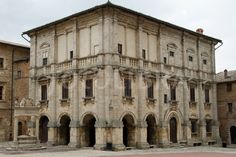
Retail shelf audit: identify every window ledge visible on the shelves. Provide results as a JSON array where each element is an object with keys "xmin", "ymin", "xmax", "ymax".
[
  {"xmin": 83, "ymin": 97, "xmax": 95, "ymax": 105},
  {"xmin": 122, "ymin": 96, "xmax": 134, "ymax": 104},
  {"xmin": 146, "ymin": 98, "xmax": 157, "ymax": 104},
  {"xmin": 60, "ymin": 99, "xmax": 70, "ymax": 103}
]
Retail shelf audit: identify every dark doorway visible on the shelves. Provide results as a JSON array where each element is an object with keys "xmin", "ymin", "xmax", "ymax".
[
  {"xmin": 83, "ymin": 114, "xmax": 96, "ymax": 147},
  {"xmin": 170, "ymin": 117, "xmax": 177, "ymax": 143},
  {"xmin": 122, "ymin": 114, "xmax": 135, "ymax": 147},
  {"xmin": 146, "ymin": 115, "xmax": 157, "ymax": 145},
  {"xmin": 18, "ymin": 122, "xmax": 23, "ymax": 136},
  {"xmin": 59, "ymin": 115, "xmax": 71, "ymax": 145},
  {"xmin": 230, "ymin": 126, "xmax": 236, "ymax": 144},
  {"xmin": 39, "ymin": 116, "xmax": 49, "ymax": 143}
]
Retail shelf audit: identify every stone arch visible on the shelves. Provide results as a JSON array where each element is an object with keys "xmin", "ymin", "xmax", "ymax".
[
  {"xmin": 145, "ymin": 114, "xmax": 157, "ymax": 145},
  {"xmin": 119, "ymin": 111, "xmax": 137, "ymax": 125},
  {"xmin": 143, "ymin": 112, "xmax": 158, "ymax": 123},
  {"xmin": 58, "ymin": 114, "xmax": 71, "ymax": 145},
  {"xmin": 121, "ymin": 113, "xmax": 136, "ymax": 147},
  {"xmin": 230, "ymin": 125, "xmax": 236, "ymax": 144},
  {"xmin": 81, "ymin": 113, "xmax": 97, "ymax": 147},
  {"xmin": 80, "ymin": 112, "xmax": 98, "ymax": 125},
  {"xmin": 57, "ymin": 112, "xmax": 72, "ymax": 123},
  {"xmin": 39, "ymin": 115, "xmax": 49, "ymax": 143}
]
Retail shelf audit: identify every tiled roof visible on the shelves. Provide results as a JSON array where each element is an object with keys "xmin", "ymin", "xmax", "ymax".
[
  {"xmin": 0, "ymin": 40, "xmax": 29, "ymax": 49},
  {"xmin": 216, "ymin": 70, "xmax": 236, "ymax": 83}
]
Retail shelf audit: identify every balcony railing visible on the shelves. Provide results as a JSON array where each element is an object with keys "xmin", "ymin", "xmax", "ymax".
[
  {"xmin": 79, "ymin": 56, "xmax": 97, "ymax": 68},
  {"xmin": 120, "ymin": 56, "xmax": 138, "ymax": 68},
  {"xmin": 56, "ymin": 60, "xmax": 72, "ymax": 73}
]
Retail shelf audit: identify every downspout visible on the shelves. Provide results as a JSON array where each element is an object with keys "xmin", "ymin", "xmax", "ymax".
[
  {"xmin": 10, "ymin": 48, "xmax": 15, "ymax": 141},
  {"xmin": 215, "ymin": 41, "xmax": 223, "ymax": 50},
  {"xmin": 21, "ymin": 33, "xmax": 30, "ymax": 43}
]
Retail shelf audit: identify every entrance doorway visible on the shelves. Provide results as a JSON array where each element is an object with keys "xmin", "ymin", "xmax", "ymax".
[
  {"xmin": 122, "ymin": 114, "xmax": 135, "ymax": 147},
  {"xmin": 59, "ymin": 115, "xmax": 71, "ymax": 145},
  {"xmin": 83, "ymin": 114, "xmax": 96, "ymax": 147},
  {"xmin": 18, "ymin": 122, "xmax": 23, "ymax": 136},
  {"xmin": 39, "ymin": 116, "xmax": 49, "ymax": 143},
  {"xmin": 170, "ymin": 117, "xmax": 177, "ymax": 143},
  {"xmin": 230, "ymin": 126, "xmax": 236, "ymax": 144},
  {"xmin": 146, "ymin": 114, "xmax": 157, "ymax": 145}
]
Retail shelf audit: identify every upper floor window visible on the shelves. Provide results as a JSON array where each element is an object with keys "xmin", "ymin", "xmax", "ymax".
[
  {"xmin": 191, "ymin": 119, "xmax": 197, "ymax": 134},
  {"xmin": 189, "ymin": 56, "xmax": 193, "ymax": 62},
  {"xmin": 0, "ymin": 58, "xmax": 3, "ymax": 68},
  {"xmin": 190, "ymin": 87, "xmax": 195, "ymax": 102},
  {"xmin": 62, "ymin": 82, "xmax": 69, "ymax": 99},
  {"xmin": 147, "ymin": 81, "xmax": 154, "ymax": 99},
  {"xmin": 85, "ymin": 79, "xmax": 93, "ymax": 97},
  {"xmin": 124, "ymin": 78, "xmax": 131, "ymax": 97},
  {"xmin": 164, "ymin": 94, "xmax": 168, "ymax": 103},
  {"xmin": 169, "ymin": 51, "xmax": 175, "ymax": 57},
  {"xmin": 42, "ymin": 51, "xmax": 48, "ymax": 66},
  {"xmin": 142, "ymin": 49, "xmax": 146, "ymax": 59},
  {"xmin": 17, "ymin": 70, "xmax": 22, "ymax": 78},
  {"xmin": 227, "ymin": 83, "xmax": 232, "ymax": 92},
  {"xmin": 228, "ymin": 103, "xmax": 233, "ymax": 113},
  {"xmin": 206, "ymin": 120, "xmax": 212, "ymax": 133},
  {"xmin": 118, "ymin": 44, "xmax": 122, "ymax": 55},
  {"xmin": 205, "ymin": 88, "xmax": 210, "ymax": 103},
  {"xmin": 163, "ymin": 57, "xmax": 167, "ymax": 64},
  {"xmin": 69, "ymin": 51, "xmax": 73, "ymax": 60},
  {"xmin": 41, "ymin": 85, "xmax": 47, "ymax": 101},
  {"xmin": 0, "ymin": 86, "xmax": 3, "ymax": 100},
  {"xmin": 203, "ymin": 59, "xmax": 207, "ymax": 65},
  {"xmin": 170, "ymin": 85, "xmax": 176, "ymax": 101}
]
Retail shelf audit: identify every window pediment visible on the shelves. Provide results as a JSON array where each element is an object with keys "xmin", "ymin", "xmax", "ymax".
[
  {"xmin": 167, "ymin": 43, "xmax": 177, "ymax": 51},
  {"xmin": 37, "ymin": 76, "xmax": 51, "ymax": 84},
  {"xmin": 40, "ymin": 42, "xmax": 50, "ymax": 49}
]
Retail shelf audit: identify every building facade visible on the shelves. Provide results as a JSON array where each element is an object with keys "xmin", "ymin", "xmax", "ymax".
[
  {"xmin": 0, "ymin": 40, "xmax": 29, "ymax": 141},
  {"xmin": 217, "ymin": 70, "xmax": 236, "ymax": 145},
  {"xmin": 20, "ymin": 2, "xmax": 221, "ymax": 150}
]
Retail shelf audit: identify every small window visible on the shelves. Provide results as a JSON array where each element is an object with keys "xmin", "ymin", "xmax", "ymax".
[
  {"xmin": 163, "ymin": 57, "xmax": 167, "ymax": 64},
  {"xmin": 0, "ymin": 58, "xmax": 3, "ymax": 68},
  {"xmin": 189, "ymin": 56, "xmax": 193, "ymax": 62},
  {"xmin": 206, "ymin": 120, "xmax": 212, "ymax": 133},
  {"xmin": 147, "ymin": 81, "xmax": 154, "ymax": 99},
  {"xmin": 191, "ymin": 120, "xmax": 197, "ymax": 133},
  {"xmin": 227, "ymin": 83, "xmax": 232, "ymax": 92},
  {"xmin": 142, "ymin": 49, "xmax": 146, "ymax": 59},
  {"xmin": 70, "ymin": 51, "xmax": 73, "ymax": 59},
  {"xmin": 118, "ymin": 44, "xmax": 122, "ymax": 54},
  {"xmin": 164, "ymin": 94, "xmax": 168, "ymax": 103},
  {"xmin": 42, "ymin": 58, "xmax": 48, "ymax": 66},
  {"xmin": 17, "ymin": 71, "xmax": 22, "ymax": 78},
  {"xmin": 169, "ymin": 51, "xmax": 175, "ymax": 57},
  {"xmin": 228, "ymin": 103, "xmax": 233, "ymax": 113},
  {"xmin": 62, "ymin": 82, "xmax": 69, "ymax": 99},
  {"xmin": 205, "ymin": 88, "xmax": 210, "ymax": 103},
  {"xmin": 190, "ymin": 87, "xmax": 195, "ymax": 102},
  {"xmin": 0, "ymin": 86, "xmax": 3, "ymax": 100},
  {"xmin": 124, "ymin": 78, "xmax": 131, "ymax": 97},
  {"xmin": 85, "ymin": 79, "xmax": 93, "ymax": 97},
  {"xmin": 203, "ymin": 59, "xmax": 207, "ymax": 65},
  {"xmin": 41, "ymin": 85, "xmax": 47, "ymax": 101},
  {"xmin": 170, "ymin": 85, "xmax": 176, "ymax": 101}
]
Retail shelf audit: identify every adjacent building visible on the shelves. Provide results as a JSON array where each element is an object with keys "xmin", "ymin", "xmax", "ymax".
[
  {"xmin": 217, "ymin": 70, "xmax": 236, "ymax": 145},
  {"xmin": 0, "ymin": 40, "xmax": 29, "ymax": 141},
  {"xmin": 19, "ymin": 2, "xmax": 222, "ymax": 150}
]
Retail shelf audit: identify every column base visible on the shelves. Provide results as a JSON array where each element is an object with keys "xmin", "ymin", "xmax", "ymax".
[
  {"xmin": 94, "ymin": 144, "xmax": 106, "ymax": 150},
  {"xmin": 112, "ymin": 144, "xmax": 126, "ymax": 151},
  {"xmin": 136, "ymin": 142, "xmax": 149, "ymax": 149},
  {"xmin": 68, "ymin": 142, "xmax": 79, "ymax": 148}
]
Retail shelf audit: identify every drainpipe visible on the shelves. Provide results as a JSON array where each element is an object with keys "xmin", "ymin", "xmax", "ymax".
[
  {"xmin": 215, "ymin": 41, "xmax": 223, "ymax": 50},
  {"xmin": 10, "ymin": 48, "xmax": 15, "ymax": 141}
]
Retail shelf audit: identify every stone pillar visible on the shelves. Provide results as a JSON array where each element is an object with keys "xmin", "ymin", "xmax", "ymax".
[
  {"xmin": 111, "ymin": 120, "xmax": 125, "ymax": 151},
  {"xmin": 13, "ymin": 117, "xmax": 18, "ymax": 142},
  {"xmin": 199, "ymin": 120, "xmax": 207, "ymax": 145},
  {"xmin": 69, "ymin": 121, "xmax": 80, "ymax": 147},
  {"xmin": 47, "ymin": 121, "xmax": 57, "ymax": 146},
  {"xmin": 198, "ymin": 82, "xmax": 206, "ymax": 144},
  {"xmin": 35, "ymin": 116, "xmax": 39, "ymax": 141},
  {"xmin": 94, "ymin": 120, "xmax": 107, "ymax": 150},
  {"xmin": 27, "ymin": 117, "xmax": 35, "ymax": 137},
  {"xmin": 136, "ymin": 121, "xmax": 149, "ymax": 149},
  {"xmin": 158, "ymin": 121, "xmax": 169, "ymax": 147}
]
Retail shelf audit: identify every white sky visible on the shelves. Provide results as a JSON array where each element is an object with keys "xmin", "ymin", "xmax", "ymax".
[{"xmin": 0, "ymin": 0, "xmax": 235, "ymax": 72}]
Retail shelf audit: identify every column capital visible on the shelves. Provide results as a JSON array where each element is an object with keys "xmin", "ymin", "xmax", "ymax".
[
  {"xmin": 111, "ymin": 120, "xmax": 123, "ymax": 128},
  {"xmin": 137, "ymin": 120, "xmax": 147, "ymax": 128},
  {"xmin": 47, "ymin": 121, "xmax": 57, "ymax": 128},
  {"xmin": 69, "ymin": 121, "xmax": 80, "ymax": 128},
  {"xmin": 95, "ymin": 120, "xmax": 107, "ymax": 128}
]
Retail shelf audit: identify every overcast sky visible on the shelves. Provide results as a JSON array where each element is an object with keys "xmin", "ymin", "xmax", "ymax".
[{"xmin": 0, "ymin": 0, "xmax": 235, "ymax": 72}]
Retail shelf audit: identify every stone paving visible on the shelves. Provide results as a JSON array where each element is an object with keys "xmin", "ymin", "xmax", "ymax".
[{"xmin": 0, "ymin": 143, "xmax": 236, "ymax": 157}]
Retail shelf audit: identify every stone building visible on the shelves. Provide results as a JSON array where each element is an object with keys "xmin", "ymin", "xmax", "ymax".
[
  {"xmin": 20, "ymin": 2, "xmax": 221, "ymax": 150},
  {"xmin": 217, "ymin": 70, "xmax": 236, "ymax": 145},
  {"xmin": 0, "ymin": 40, "xmax": 29, "ymax": 141}
]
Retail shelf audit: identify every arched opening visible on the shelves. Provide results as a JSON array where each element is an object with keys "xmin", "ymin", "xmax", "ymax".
[
  {"xmin": 170, "ymin": 117, "xmax": 177, "ymax": 143},
  {"xmin": 83, "ymin": 114, "xmax": 96, "ymax": 147},
  {"xmin": 59, "ymin": 115, "xmax": 71, "ymax": 145},
  {"xmin": 146, "ymin": 114, "xmax": 157, "ymax": 145},
  {"xmin": 122, "ymin": 114, "xmax": 135, "ymax": 147},
  {"xmin": 39, "ymin": 116, "xmax": 49, "ymax": 143},
  {"xmin": 230, "ymin": 126, "xmax": 236, "ymax": 144},
  {"xmin": 18, "ymin": 122, "xmax": 23, "ymax": 136}
]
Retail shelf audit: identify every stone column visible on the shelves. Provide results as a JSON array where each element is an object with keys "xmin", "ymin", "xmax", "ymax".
[
  {"xmin": 136, "ymin": 121, "xmax": 149, "ymax": 149},
  {"xmin": 69, "ymin": 121, "xmax": 80, "ymax": 147},
  {"xmin": 47, "ymin": 121, "xmax": 57, "ymax": 146},
  {"xmin": 111, "ymin": 120, "xmax": 125, "ymax": 151},
  {"xmin": 158, "ymin": 121, "xmax": 168, "ymax": 147},
  {"xmin": 13, "ymin": 117, "xmax": 18, "ymax": 142},
  {"xmin": 94, "ymin": 120, "xmax": 107, "ymax": 150},
  {"xmin": 35, "ymin": 116, "xmax": 39, "ymax": 142}
]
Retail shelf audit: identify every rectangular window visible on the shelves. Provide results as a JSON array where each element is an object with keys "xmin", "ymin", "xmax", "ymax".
[
  {"xmin": 41, "ymin": 85, "xmax": 47, "ymax": 101},
  {"xmin": 169, "ymin": 51, "xmax": 175, "ymax": 57},
  {"xmin": 85, "ymin": 79, "xmax": 93, "ymax": 97},
  {"xmin": 206, "ymin": 120, "xmax": 212, "ymax": 133},
  {"xmin": 205, "ymin": 88, "xmax": 210, "ymax": 103},
  {"xmin": 190, "ymin": 87, "xmax": 195, "ymax": 102},
  {"xmin": 0, "ymin": 58, "xmax": 3, "ymax": 68},
  {"xmin": 0, "ymin": 86, "xmax": 3, "ymax": 100},
  {"xmin": 118, "ymin": 44, "xmax": 122, "ymax": 54},
  {"xmin": 62, "ymin": 82, "xmax": 69, "ymax": 99},
  {"xmin": 163, "ymin": 57, "xmax": 167, "ymax": 64},
  {"xmin": 70, "ymin": 51, "xmax": 73, "ymax": 59},
  {"xmin": 227, "ymin": 83, "xmax": 232, "ymax": 92},
  {"xmin": 228, "ymin": 103, "xmax": 233, "ymax": 113},
  {"xmin": 189, "ymin": 56, "xmax": 193, "ymax": 62},
  {"xmin": 42, "ymin": 58, "xmax": 48, "ymax": 66},
  {"xmin": 203, "ymin": 59, "xmax": 207, "ymax": 65},
  {"xmin": 170, "ymin": 85, "xmax": 176, "ymax": 101},
  {"xmin": 164, "ymin": 94, "xmax": 168, "ymax": 103},
  {"xmin": 191, "ymin": 120, "xmax": 197, "ymax": 133},
  {"xmin": 142, "ymin": 49, "xmax": 146, "ymax": 59},
  {"xmin": 17, "ymin": 70, "xmax": 22, "ymax": 78},
  {"xmin": 124, "ymin": 79, "xmax": 131, "ymax": 97},
  {"xmin": 147, "ymin": 81, "xmax": 154, "ymax": 99}
]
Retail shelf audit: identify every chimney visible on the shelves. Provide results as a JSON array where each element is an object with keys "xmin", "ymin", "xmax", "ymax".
[
  {"xmin": 196, "ymin": 28, "xmax": 204, "ymax": 34},
  {"xmin": 224, "ymin": 69, "xmax": 228, "ymax": 78}
]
